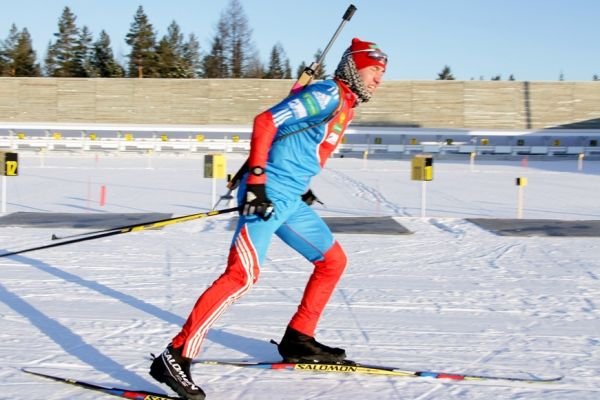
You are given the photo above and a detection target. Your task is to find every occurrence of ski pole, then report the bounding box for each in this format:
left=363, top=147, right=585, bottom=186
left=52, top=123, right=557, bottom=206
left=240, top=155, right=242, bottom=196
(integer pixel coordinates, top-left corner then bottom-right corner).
left=0, top=206, right=239, bottom=258
left=51, top=207, right=239, bottom=241
left=211, top=173, right=237, bottom=210
left=211, top=188, right=234, bottom=210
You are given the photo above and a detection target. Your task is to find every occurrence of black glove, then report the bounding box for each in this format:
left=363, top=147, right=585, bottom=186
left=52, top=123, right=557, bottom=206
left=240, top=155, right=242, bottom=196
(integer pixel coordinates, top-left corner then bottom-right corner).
left=241, top=184, right=274, bottom=220
left=301, top=189, right=323, bottom=206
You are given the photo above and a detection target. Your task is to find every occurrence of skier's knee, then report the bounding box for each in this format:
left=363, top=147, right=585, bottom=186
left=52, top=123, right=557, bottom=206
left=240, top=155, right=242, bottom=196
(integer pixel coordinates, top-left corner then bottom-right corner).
left=316, top=241, right=347, bottom=276
left=224, top=252, right=260, bottom=288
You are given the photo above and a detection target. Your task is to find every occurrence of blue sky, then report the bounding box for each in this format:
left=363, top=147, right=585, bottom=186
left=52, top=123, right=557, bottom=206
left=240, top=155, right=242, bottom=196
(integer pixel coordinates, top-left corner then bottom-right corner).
left=1, top=0, right=599, bottom=81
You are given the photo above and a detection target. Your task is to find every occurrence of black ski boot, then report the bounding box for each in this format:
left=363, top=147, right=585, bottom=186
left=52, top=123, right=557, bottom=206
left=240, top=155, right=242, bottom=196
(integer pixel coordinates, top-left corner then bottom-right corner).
left=277, top=326, right=346, bottom=362
left=149, top=344, right=206, bottom=400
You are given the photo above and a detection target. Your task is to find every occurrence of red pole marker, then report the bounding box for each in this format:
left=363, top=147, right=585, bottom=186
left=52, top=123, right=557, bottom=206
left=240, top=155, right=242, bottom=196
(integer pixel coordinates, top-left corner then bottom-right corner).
left=100, top=185, right=106, bottom=206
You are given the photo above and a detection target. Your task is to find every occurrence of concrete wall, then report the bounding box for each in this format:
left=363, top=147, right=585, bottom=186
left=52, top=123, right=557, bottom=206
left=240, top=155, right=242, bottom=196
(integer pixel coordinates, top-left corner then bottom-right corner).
left=1, top=78, right=599, bottom=129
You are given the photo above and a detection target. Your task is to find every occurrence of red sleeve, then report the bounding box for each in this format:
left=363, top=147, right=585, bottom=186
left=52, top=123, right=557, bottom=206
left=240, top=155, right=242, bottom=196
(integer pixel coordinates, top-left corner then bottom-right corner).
left=246, top=110, right=277, bottom=185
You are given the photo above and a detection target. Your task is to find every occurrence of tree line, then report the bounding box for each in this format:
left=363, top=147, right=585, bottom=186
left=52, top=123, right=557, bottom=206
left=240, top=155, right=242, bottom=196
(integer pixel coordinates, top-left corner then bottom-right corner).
left=0, top=0, right=326, bottom=80
left=436, top=65, right=599, bottom=82
left=436, top=65, right=518, bottom=81
left=1, top=1, right=598, bottom=81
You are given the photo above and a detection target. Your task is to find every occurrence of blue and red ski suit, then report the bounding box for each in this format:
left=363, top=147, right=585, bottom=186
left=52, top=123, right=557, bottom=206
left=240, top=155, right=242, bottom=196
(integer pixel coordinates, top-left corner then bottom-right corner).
left=173, top=79, right=358, bottom=359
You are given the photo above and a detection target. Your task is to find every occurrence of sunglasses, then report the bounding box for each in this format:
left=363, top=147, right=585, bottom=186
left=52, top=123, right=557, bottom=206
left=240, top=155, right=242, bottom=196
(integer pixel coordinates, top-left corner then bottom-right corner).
left=350, top=49, right=388, bottom=64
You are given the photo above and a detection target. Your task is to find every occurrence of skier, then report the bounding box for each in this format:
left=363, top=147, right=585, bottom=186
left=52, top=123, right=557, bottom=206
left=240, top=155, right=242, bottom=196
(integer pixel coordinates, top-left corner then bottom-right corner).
left=150, top=37, right=387, bottom=400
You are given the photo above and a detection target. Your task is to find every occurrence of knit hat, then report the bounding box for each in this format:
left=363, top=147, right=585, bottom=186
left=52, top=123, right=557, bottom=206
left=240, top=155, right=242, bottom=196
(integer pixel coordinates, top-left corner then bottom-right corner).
left=349, top=38, right=387, bottom=71
left=334, top=38, right=387, bottom=105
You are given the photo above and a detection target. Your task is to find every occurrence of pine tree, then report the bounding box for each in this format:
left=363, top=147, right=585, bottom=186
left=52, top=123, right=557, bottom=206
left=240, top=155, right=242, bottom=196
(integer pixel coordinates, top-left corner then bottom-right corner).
left=125, top=6, right=158, bottom=78
left=1, top=24, right=20, bottom=76
left=1, top=25, right=40, bottom=76
left=44, top=40, right=57, bottom=76
left=156, top=37, right=178, bottom=77
left=437, top=65, right=455, bottom=80
left=91, top=30, right=124, bottom=77
left=156, top=20, right=191, bottom=78
left=182, top=33, right=201, bottom=78
left=265, top=43, right=285, bottom=79
left=245, top=49, right=264, bottom=78
left=0, top=41, right=4, bottom=75
left=45, top=7, right=82, bottom=77
left=202, top=36, right=227, bottom=78
left=204, top=0, right=255, bottom=78
left=12, top=28, right=40, bottom=76
left=75, top=26, right=95, bottom=77
left=226, top=0, right=252, bottom=77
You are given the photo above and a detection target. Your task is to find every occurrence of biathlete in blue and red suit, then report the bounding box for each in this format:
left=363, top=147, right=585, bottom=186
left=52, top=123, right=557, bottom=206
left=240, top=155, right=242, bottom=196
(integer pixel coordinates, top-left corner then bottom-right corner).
left=150, top=37, right=388, bottom=400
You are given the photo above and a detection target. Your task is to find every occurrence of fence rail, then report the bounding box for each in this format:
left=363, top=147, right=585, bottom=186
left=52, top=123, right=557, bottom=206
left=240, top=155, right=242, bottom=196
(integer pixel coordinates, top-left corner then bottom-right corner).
left=1, top=123, right=599, bottom=157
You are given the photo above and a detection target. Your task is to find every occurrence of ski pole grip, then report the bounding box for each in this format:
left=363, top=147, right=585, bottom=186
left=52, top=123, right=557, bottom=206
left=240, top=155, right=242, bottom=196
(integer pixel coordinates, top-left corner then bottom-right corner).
left=343, top=5, right=357, bottom=21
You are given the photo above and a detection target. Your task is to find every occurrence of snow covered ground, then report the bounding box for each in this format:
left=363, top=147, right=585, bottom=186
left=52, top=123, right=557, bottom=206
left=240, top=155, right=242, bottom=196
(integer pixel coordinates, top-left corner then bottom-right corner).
left=1, top=152, right=599, bottom=399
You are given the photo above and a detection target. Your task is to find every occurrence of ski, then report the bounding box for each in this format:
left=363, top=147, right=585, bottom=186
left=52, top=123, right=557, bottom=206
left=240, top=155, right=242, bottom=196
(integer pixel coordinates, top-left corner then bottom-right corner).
left=22, top=368, right=182, bottom=400
left=194, top=359, right=562, bottom=384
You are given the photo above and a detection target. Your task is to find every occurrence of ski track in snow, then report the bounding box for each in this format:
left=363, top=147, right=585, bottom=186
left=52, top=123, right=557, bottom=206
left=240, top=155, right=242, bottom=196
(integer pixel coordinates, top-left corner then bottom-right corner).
left=0, top=154, right=599, bottom=399
left=322, top=168, right=411, bottom=216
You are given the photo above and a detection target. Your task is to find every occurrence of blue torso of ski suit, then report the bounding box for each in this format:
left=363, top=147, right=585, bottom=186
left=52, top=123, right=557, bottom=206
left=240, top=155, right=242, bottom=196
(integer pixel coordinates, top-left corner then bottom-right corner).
left=245, top=79, right=357, bottom=197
